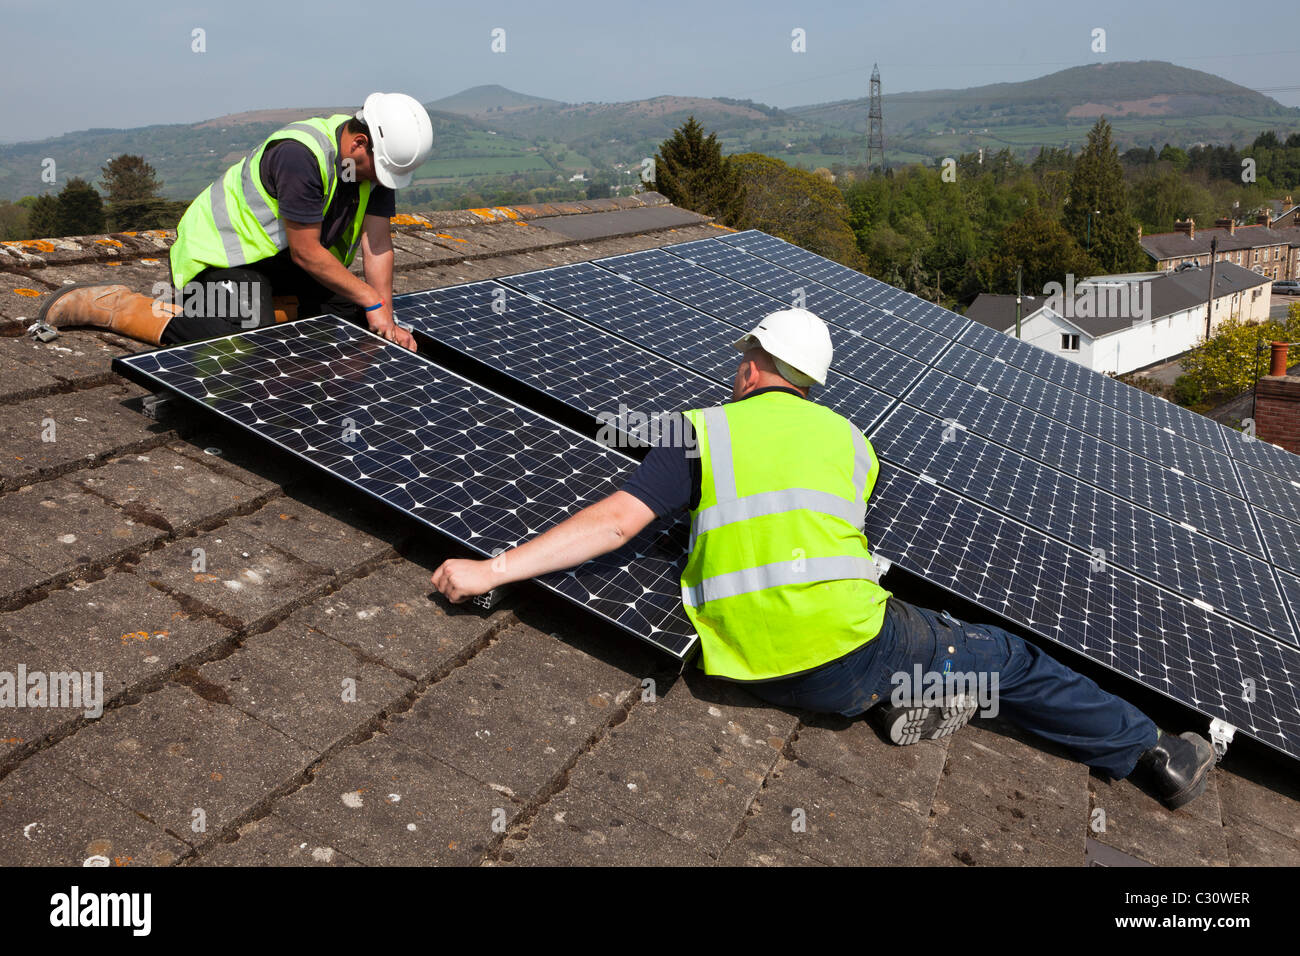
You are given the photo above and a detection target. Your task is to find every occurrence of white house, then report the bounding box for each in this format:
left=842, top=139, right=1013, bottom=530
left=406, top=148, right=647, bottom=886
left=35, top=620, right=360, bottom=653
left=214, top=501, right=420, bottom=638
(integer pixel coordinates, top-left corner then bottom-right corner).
left=964, top=262, right=1273, bottom=376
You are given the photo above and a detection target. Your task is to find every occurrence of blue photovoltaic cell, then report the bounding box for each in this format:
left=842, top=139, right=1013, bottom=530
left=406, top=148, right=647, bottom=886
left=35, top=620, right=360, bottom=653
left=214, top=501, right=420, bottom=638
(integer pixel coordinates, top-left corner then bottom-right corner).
left=592, top=248, right=927, bottom=398
left=113, top=316, right=697, bottom=657
left=938, top=343, right=1242, bottom=494
left=717, top=229, right=968, bottom=339
left=902, top=369, right=1262, bottom=555
left=661, top=237, right=947, bottom=358
left=867, top=467, right=1300, bottom=761
left=392, top=281, right=730, bottom=436
left=958, top=319, right=1229, bottom=451
left=499, top=260, right=893, bottom=432
left=870, top=404, right=1293, bottom=641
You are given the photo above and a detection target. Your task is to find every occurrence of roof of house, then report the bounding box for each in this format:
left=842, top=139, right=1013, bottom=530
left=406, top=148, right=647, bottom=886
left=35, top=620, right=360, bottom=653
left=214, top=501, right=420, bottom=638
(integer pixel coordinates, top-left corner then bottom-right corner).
left=1141, top=223, right=1300, bottom=261
left=1, top=195, right=1296, bottom=867
left=964, top=263, right=1273, bottom=341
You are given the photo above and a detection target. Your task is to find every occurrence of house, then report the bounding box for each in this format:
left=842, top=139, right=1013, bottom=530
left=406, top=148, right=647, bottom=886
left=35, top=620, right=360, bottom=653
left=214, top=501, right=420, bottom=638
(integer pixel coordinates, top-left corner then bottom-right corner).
left=1141, top=215, right=1300, bottom=281
left=965, top=262, right=1273, bottom=375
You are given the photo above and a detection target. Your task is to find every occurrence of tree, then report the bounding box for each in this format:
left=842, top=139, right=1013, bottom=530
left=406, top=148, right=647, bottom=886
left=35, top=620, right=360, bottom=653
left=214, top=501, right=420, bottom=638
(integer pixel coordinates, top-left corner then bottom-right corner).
left=54, top=178, right=106, bottom=236
left=24, top=194, right=60, bottom=238
left=1063, top=118, right=1144, bottom=273
left=971, top=204, right=1094, bottom=296
left=0, top=201, right=28, bottom=241
left=1180, top=308, right=1300, bottom=405
left=728, top=153, right=861, bottom=267
left=100, top=155, right=162, bottom=203
left=651, top=116, right=744, bottom=224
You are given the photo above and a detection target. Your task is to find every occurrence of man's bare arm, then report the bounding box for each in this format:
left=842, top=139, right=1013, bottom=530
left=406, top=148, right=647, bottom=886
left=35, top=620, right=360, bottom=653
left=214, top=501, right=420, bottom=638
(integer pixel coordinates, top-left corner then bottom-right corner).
left=431, top=491, right=657, bottom=603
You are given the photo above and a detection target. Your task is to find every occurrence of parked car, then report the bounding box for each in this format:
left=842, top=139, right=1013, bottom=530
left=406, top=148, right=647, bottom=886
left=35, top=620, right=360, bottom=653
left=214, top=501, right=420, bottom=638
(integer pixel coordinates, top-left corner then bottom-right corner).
left=1272, top=279, right=1300, bottom=295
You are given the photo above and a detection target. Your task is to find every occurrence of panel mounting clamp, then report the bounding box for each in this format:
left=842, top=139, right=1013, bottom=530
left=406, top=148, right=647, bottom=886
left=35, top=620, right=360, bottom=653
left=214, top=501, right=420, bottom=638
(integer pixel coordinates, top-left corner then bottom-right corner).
left=27, top=320, right=58, bottom=342
left=1208, top=718, right=1236, bottom=763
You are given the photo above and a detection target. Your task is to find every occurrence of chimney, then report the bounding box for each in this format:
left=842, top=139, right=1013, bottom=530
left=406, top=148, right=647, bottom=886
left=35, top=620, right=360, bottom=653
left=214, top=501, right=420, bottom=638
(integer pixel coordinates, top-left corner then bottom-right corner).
left=1175, top=218, right=1195, bottom=239
left=1255, top=342, right=1300, bottom=453
left=1258, top=211, right=1271, bottom=227
left=1215, top=217, right=1236, bottom=236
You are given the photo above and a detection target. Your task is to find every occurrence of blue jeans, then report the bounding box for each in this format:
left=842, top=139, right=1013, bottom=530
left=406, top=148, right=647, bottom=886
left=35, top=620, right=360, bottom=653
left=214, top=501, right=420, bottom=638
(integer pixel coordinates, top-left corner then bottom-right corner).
left=744, top=598, right=1159, bottom=779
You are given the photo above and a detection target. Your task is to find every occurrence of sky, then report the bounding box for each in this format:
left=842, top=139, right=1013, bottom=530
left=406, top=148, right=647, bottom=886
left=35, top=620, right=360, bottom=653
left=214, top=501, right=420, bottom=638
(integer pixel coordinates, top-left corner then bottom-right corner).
left=2, top=0, right=1298, bottom=142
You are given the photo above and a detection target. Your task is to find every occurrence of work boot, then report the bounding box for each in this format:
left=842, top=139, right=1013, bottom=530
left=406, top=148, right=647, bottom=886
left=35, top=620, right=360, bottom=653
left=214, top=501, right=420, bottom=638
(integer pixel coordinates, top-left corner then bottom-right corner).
left=1135, top=730, right=1215, bottom=810
left=869, top=696, right=978, bottom=746
left=35, top=283, right=180, bottom=345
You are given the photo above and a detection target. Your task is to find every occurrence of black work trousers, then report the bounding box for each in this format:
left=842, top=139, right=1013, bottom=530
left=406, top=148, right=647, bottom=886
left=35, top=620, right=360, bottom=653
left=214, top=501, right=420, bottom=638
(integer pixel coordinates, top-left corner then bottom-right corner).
left=161, top=251, right=363, bottom=344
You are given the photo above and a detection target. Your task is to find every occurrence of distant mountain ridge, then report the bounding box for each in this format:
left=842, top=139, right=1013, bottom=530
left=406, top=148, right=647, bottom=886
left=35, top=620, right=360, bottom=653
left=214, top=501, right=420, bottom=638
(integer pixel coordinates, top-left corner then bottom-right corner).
left=2, top=61, right=1297, bottom=204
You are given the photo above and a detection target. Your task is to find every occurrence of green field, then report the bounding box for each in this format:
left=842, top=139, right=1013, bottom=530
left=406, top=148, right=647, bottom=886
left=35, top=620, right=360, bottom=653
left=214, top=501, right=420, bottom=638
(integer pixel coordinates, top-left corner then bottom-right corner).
left=413, top=154, right=552, bottom=177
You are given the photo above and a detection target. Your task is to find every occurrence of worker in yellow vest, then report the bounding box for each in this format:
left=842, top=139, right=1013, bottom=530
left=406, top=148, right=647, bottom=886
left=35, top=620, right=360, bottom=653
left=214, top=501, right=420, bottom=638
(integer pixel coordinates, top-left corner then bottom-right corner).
left=35, top=92, right=433, bottom=351
left=431, top=308, right=1216, bottom=810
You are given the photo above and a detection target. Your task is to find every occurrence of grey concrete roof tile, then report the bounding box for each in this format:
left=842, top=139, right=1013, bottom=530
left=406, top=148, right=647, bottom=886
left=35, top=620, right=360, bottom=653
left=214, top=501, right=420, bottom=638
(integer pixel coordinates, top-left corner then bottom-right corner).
left=133, top=522, right=333, bottom=632
left=0, top=477, right=163, bottom=582
left=917, top=796, right=1084, bottom=866
left=192, top=812, right=362, bottom=866
left=738, top=755, right=930, bottom=865
left=1088, top=768, right=1230, bottom=867
left=198, top=618, right=414, bottom=753
left=271, top=732, right=514, bottom=865
left=289, top=558, right=505, bottom=680
left=496, top=786, right=714, bottom=866
left=44, top=681, right=316, bottom=845
left=387, top=621, right=639, bottom=798
left=0, top=751, right=189, bottom=866
left=0, top=381, right=171, bottom=493
left=0, top=570, right=231, bottom=707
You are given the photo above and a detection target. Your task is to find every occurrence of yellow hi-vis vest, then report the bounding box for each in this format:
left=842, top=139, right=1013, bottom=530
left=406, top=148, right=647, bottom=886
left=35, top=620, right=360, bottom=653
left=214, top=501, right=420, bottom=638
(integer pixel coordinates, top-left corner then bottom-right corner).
left=681, top=390, right=891, bottom=681
left=169, top=114, right=372, bottom=288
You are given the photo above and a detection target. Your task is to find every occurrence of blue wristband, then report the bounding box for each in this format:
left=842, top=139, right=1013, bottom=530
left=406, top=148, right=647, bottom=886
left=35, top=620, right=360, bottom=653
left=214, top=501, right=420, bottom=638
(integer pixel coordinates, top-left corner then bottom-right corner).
left=364, top=301, right=384, bottom=313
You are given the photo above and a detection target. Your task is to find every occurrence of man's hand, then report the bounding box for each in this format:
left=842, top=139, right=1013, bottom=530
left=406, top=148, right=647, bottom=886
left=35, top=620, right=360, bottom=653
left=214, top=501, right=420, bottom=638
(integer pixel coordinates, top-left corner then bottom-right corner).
left=431, top=558, right=499, bottom=603
left=366, top=301, right=417, bottom=352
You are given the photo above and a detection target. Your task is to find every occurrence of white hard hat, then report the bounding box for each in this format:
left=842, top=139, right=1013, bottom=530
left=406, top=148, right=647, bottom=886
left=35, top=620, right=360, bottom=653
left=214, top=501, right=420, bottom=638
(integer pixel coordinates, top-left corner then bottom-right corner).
left=356, top=92, right=434, bottom=189
left=733, top=308, right=833, bottom=386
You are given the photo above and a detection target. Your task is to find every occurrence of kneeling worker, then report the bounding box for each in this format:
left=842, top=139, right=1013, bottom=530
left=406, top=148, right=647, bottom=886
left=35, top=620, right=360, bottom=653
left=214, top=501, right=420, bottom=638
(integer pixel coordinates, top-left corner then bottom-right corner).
left=35, top=92, right=433, bottom=351
left=431, top=308, right=1216, bottom=810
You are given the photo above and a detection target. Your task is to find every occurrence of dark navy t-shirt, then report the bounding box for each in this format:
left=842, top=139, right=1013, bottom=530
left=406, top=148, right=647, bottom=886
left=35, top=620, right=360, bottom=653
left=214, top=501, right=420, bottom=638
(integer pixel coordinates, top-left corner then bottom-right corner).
left=259, top=120, right=396, bottom=253
left=620, top=387, right=807, bottom=519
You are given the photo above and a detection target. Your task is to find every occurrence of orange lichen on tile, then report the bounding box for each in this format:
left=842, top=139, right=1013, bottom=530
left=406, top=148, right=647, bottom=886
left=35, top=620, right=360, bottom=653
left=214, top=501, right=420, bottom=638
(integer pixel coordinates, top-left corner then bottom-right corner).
left=121, top=231, right=139, bottom=236
left=95, top=238, right=124, bottom=247
left=434, top=233, right=468, bottom=243
left=105, top=261, right=122, bottom=266
left=469, top=206, right=519, bottom=221
left=3, top=239, right=56, bottom=252
left=709, top=223, right=737, bottom=231
left=390, top=213, right=431, bottom=227
left=13, top=288, right=44, bottom=297
left=140, top=258, right=160, bottom=264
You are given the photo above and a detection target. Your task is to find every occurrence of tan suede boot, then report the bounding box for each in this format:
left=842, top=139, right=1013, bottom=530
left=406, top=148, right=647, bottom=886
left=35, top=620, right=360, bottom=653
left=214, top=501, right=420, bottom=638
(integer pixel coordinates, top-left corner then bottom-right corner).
left=35, top=283, right=181, bottom=345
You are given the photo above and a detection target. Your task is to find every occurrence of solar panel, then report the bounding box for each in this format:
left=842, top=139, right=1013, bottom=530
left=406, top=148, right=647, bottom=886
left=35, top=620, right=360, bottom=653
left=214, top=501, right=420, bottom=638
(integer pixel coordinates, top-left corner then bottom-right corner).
left=112, top=316, right=696, bottom=657
left=497, top=261, right=894, bottom=431
left=938, top=342, right=1243, bottom=494
left=903, top=368, right=1262, bottom=555
left=716, top=229, right=968, bottom=339
left=1227, top=430, right=1300, bottom=485
left=1252, top=507, right=1300, bottom=576
left=590, top=249, right=928, bottom=398
left=391, top=280, right=730, bottom=440
left=957, top=316, right=1231, bottom=452
left=870, top=404, right=1293, bottom=642
left=660, top=237, right=948, bottom=357
left=866, top=466, right=1300, bottom=761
